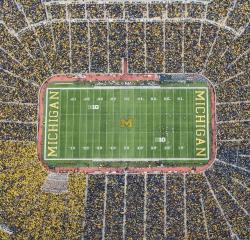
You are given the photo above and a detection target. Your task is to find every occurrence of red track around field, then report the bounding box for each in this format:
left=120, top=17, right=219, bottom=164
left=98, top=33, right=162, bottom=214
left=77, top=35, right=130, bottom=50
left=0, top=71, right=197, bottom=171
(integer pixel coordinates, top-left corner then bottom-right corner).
left=37, top=59, right=217, bottom=174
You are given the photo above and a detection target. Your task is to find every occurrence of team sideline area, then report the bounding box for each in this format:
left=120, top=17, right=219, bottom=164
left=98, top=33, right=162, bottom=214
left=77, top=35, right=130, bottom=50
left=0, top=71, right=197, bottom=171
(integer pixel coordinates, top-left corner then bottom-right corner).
left=42, top=80, right=210, bottom=168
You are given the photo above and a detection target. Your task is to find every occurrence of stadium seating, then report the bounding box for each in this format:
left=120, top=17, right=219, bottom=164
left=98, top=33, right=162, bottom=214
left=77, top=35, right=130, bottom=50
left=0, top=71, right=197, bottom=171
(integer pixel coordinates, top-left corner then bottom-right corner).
left=0, top=0, right=249, bottom=238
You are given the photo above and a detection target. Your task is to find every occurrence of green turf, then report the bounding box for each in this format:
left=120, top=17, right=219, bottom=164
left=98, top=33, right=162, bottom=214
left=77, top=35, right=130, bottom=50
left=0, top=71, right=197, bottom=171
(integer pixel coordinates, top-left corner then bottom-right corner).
left=42, top=83, right=210, bottom=168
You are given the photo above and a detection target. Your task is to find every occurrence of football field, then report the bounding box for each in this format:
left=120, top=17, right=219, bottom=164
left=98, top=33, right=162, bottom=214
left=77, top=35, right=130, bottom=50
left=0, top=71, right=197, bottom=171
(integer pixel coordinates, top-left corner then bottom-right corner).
left=42, top=84, right=210, bottom=167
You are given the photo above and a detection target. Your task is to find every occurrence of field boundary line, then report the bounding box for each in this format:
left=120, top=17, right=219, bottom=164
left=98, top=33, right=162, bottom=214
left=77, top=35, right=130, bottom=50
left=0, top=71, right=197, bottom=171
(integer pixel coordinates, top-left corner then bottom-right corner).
left=46, top=157, right=209, bottom=161
left=47, top=86, right=208, bottom=90
left=44, top=87, right=209, bottom=162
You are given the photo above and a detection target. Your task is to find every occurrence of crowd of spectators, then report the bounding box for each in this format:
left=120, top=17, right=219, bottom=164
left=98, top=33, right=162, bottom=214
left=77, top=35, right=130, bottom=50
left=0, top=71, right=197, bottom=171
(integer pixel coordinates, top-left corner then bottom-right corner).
left=0, top=0, right=249, bottom=239
left=0, top=141, right=86, bottom=239
left=83, top=171, right=249, bottom=239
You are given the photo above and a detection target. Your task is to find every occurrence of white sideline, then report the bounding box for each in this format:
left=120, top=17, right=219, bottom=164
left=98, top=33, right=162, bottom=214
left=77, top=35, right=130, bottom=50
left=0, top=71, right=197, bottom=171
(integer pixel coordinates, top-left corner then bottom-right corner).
left=44, top=86, right=209, bottom=161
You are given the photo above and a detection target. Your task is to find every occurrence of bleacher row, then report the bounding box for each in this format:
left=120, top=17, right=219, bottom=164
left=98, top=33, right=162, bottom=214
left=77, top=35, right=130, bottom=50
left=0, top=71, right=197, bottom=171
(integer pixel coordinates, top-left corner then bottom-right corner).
left=2, top=1, right=249, bottom=32
left=0, top=0, right=249, bottom=239
left=83, top=168, right=250, bottom=239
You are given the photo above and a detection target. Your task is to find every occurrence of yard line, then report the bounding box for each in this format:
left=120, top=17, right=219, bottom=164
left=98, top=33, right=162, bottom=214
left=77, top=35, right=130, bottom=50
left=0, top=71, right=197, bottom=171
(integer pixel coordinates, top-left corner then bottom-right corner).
left=179, top=89, right=182, bottom=158
left=102, top=174, right=108, bottom=240
left=64, top=90, right=69, bottom=158
left=143, top=173, right=148, bottom=239
left=99, top=89, right=101, bottom=158
left=91, top=90, right=95, bottom=158
left=72, top=90, right=75, bottom=158
left=105, top=91, right=108, bottom=158
left=79, top=90, right=81, bottom=158
left=122, top=173, right=128, bottom=240
left=85, top=90, right=88, bottom=157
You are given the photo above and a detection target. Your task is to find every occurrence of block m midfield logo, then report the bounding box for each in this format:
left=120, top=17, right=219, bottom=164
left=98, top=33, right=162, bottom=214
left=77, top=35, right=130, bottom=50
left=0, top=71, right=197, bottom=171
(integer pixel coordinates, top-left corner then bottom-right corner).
left=120, top=118, right=134, bottom=128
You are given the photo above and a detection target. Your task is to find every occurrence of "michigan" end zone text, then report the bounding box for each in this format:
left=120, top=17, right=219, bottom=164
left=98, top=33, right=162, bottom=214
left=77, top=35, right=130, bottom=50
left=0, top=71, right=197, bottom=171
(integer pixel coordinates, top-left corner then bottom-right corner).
left=46, top=90, right=60, bottom=157
left=195, top=90, right=207, bottom=157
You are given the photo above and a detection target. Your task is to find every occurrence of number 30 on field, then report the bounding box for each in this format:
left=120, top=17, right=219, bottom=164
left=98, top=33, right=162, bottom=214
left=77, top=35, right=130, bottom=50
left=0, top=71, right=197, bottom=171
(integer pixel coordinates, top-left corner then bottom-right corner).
left=155, top=137, right=166, bottom=143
